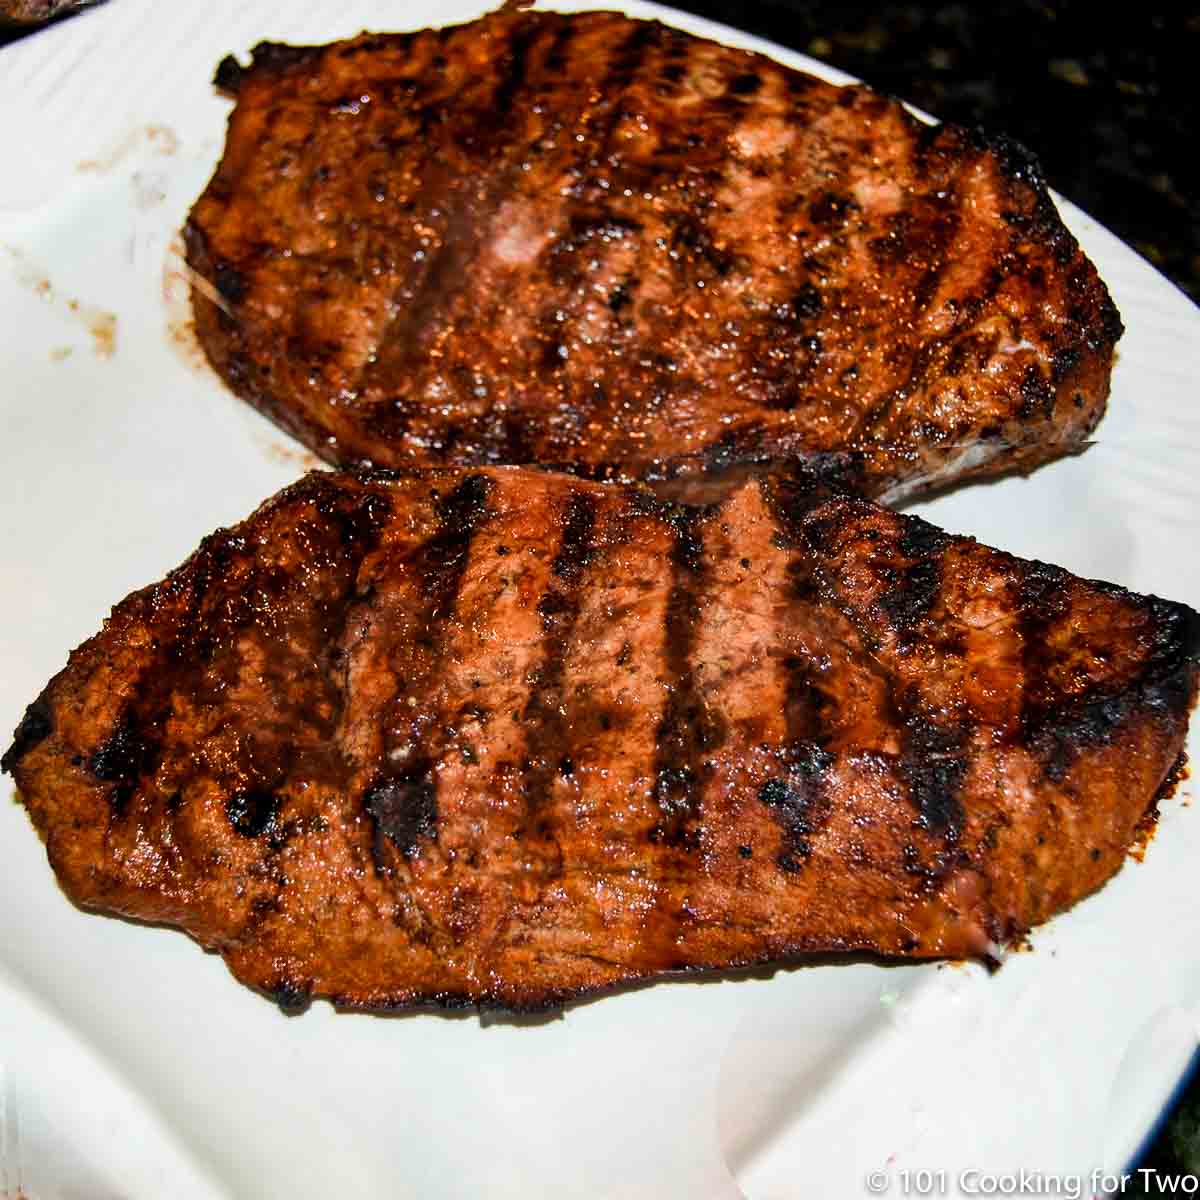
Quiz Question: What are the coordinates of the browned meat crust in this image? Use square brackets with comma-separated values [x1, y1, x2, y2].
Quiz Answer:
[6, 467, 1195, 1012]
[185, 9, 1121, 502]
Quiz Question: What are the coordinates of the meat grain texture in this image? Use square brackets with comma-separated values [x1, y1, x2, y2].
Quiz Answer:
[6, 469, 1196, 1011]
[186, 8, 1121, 501]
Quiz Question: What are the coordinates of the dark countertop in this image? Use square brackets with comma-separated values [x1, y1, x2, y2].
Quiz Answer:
[673, 0, 1200, 309]
[2, 0, 1198, 1186]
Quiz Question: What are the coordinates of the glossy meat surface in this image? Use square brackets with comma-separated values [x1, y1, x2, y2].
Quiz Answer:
[186, 9, 1121, 500]
[5, 468, 1195, 1011]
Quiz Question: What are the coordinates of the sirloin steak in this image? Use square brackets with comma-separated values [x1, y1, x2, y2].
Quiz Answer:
[186, 8, 1121, 501]
[5, 467, 1195, 1012]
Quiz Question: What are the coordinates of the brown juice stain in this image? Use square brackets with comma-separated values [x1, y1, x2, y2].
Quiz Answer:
[50, 345, 74, 362]
[258, 437, 323, 471]
[162, 235, 212, 373]
[4, 246, 118, 360]
[77, 123, 179, 173]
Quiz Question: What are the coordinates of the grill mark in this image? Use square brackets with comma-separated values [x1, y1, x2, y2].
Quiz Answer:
[1024, 597, 1200, 783]
[758, 472, 839, 548]
[360, 19, 559, 424]
[759, 742, 835, 872]
[898, 713, 968, 843]
[488, 16, 547, 123]
[417, 473, 495, 617]
[1016, 560, 1089, 781]
[368, 474, 494, 867]
[540, 18, 577, 75]
[878, 518, 950, 645]
[650, 505, 726, 848]
[520, 491, 598, 828]
[1016, 561, 1069, 716]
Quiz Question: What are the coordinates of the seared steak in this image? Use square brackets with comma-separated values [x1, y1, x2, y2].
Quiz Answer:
[185, 8, 1121, 501]
[6, 467, 1194, 1011]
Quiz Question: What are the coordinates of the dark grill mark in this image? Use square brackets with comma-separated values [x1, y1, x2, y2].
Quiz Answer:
[878, 519, 949, 641]
[541, 19, 577, 74]
[898, 516, 948, 561]
[879, 560, 941, 635]
[552, 491, 598, 580]
[419, 474, 494, 617]
[521, 491, 598, 824]
[226, 789, 279, 838]
[899, 716, 968, 841]
[1015, 560, 1071, 773]
[488, 18, 546, 122]
[320, 488, 394, 555]
[651, 505, 726, 847]
[2, 698, 53, 774]
[759, 474, 843, 564]
[366, 476, 491, 872]
[364, 764, 438, 861]
[759, 742, 835, 871]
[1023, 587, 1199, 782]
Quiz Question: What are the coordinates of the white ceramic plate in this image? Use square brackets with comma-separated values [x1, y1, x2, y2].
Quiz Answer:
[1, 4, 1198, 1197]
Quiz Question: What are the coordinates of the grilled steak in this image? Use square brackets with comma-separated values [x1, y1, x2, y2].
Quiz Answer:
[5, 467, 1195, 1011]
[185, 8, 1121, 501]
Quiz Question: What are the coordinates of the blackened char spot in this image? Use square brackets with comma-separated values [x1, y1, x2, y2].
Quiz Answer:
[899, 718, 967, 841]
[1016, 560, 1071, 773]
[225, 789, 279, 838]
[317, 487, 393, 556]
[809, 192, 855, 228]
[898, 516, 948, 560]
[759, 743, 835, 871]
[90, 716, 162, 817]
[2, 697, 53, 774]
[792, 282, 822, 319]
[728, 72, 762, 96]
[364, 764, 438, 863]
[651, 505, 726, 847]
[214, 265, 248, 305]
[271, 979, 313, 1016]
[213, 55, 244, 94]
